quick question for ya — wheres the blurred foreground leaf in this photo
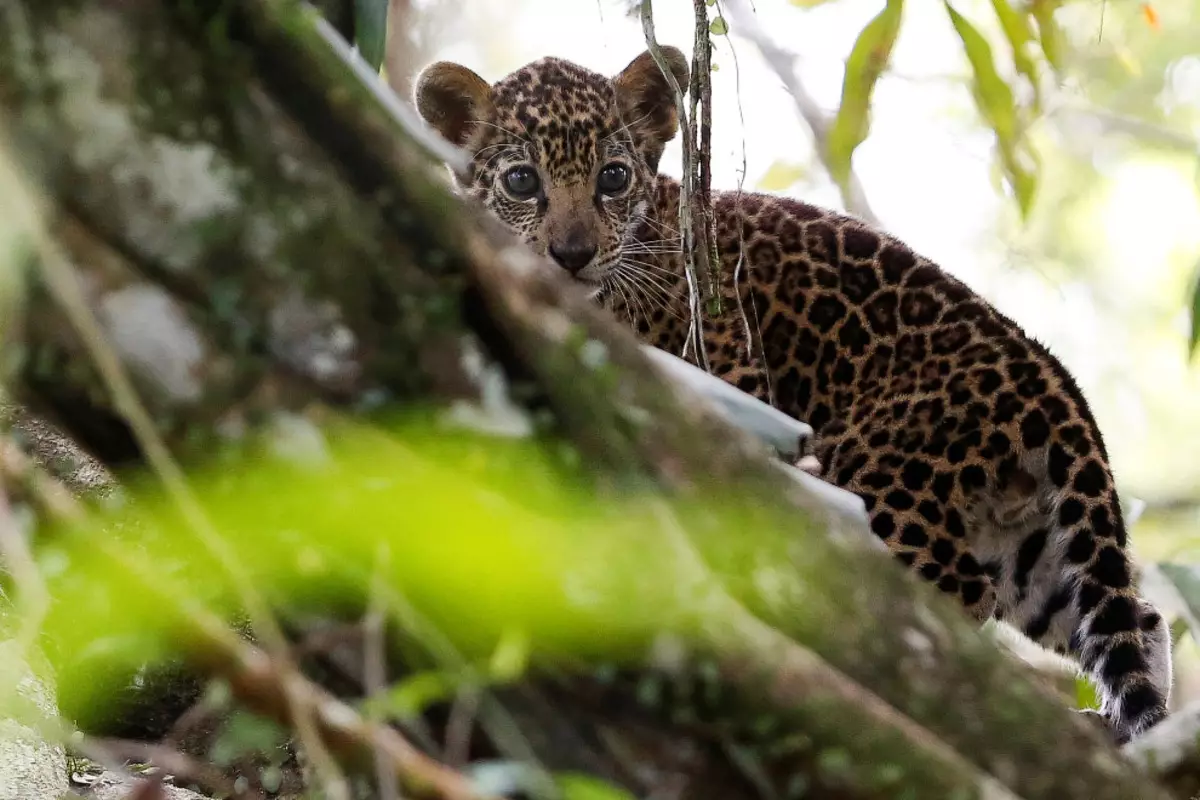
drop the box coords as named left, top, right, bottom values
left=825, top=0, right=903, bottom=190
left=22, top=413, right=788, bottom=727
left=1158, top=563, right=1200, bottom=626
left=1189, top=261, right=1200, bottom=358
left=354, top=0, right=388, bottom=72
left=945, top=2, right=1038, bottom=217
left=1028, top=0, right=1063, bottom=71
left=757, top=160, right=808, bottom=192
left=989, top=0, right=1041, bottom=109
left=556, top=773, right=639, bottom=800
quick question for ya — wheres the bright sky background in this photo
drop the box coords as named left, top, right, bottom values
left=413, top=0, right=1200, bottom=519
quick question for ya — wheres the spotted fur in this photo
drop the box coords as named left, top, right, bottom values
left=415, top=48, right=1172, bottom=743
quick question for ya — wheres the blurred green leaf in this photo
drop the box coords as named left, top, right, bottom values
left=354, top=0, right=388, bottom=73
left=709, top=16, right=729, bottom=36
left=1160, top=563, right=1200, bottom=622
left=30, top=415, right=805, bottom=726
left=1189, top=261, right=1200, bottom=358
left=1074, top=675, right=1099, bottom=711
left=366, top=669, right=459, bottom=719
left=945, top=2, right=1038, bottom=217
left=757, top=160, right=808, bottom=192
left=1171, top=616, right=1191, bottom=646
left=825, top=0, right=904, bottom=189
left=556, top=773, right=639, bottom=800
left=989, top=0, right=1041, bottom=108
left=1029, top=0, right=1063, bottom=72
left=488, top=627, right=531, bottom=682
left=363, top=627, right=530, bottom=720
left=209, top=710, right=289, bottom=767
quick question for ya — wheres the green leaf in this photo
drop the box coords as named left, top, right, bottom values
left=488, top=628, right=531, bottom=682
left=556, top=773, right=639, bottom=800
left=209, top=711, right=288, bottom=767
left=354, top=0, right=389, bottom=73
left=825, top=0, right=905, bottom=189
left=1074, top=675, right=1099, bottom=710
left=1189, top=260, right=1200, bottom=358
left=1157, top=563, right=1200, bottom=630
left=988, top=0, right=1041, bottom=108
left=945, top=2, right=1038, bottom=217
left=757, top=160, right=808, bottom=192
left=1029, top=0, right=1063, bottom=72
left=709, top=16, right=729, bottom=35
left=366, top=670, right=459, bottom=719
left=1171, top=616, right=1191, bottom=647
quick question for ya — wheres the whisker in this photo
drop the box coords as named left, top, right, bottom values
left=614, top=265, right=686, bottom=322
left=624, top=242, right=684, bottom=254
left=612, top=275, right=640, bottom=329
left=619, top=265, right=676, bottom=295
left=620, top=258, right=685, bottom=281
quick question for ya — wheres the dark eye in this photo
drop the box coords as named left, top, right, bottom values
left=503, top=166, right=540, bottom=198
left=597, top=163, right=630, bottom=195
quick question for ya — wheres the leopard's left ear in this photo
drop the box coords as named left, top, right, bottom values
left=613, top=47, right=689, bottom=169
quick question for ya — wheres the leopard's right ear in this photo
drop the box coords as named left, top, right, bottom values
left=613, top=47, right=689, bottom=171
left=413, top=62, right=493, bottom=147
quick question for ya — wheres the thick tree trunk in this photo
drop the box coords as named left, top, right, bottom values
left=0, top=1, right=1186, bottom=798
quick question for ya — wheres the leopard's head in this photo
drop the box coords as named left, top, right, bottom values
left=414, top=49, right=688, bottom=293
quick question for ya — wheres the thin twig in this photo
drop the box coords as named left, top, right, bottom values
left=444, top=687, right=481, bottom=769
left=84, top=737, right=255, bottom=800
left=722, top=0, right=880, bottom=225
left=366, top=550, right=402, bottom=800
left=84, top=531, right=493, bottom=800
left=30, top=207, right=352, bottom=798
left=1045, top=99, right=1200, bottom=154
left=639, top=0, right=709, bottom=371
left=690, top=0, right=723, bottom=320
left=711, top=0, right=773, bottom=404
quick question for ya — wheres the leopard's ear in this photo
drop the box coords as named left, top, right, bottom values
left=414, top=61, right=493, bottom=147
left=613, top=47, right=689, bottom=168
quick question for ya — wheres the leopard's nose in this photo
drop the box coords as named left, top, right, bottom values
left=549, top=241, right=598, bottom=273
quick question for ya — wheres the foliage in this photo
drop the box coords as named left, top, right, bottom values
left=1191, top=263, right=1200, bottom=358
left=354, top=0, right=389, bottom=71
left=825, top=0, right=903, bottom=196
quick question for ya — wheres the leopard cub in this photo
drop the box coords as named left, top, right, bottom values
left=415, top=46, right=1172, bottom=743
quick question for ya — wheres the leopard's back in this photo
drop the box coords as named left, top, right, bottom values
left=640, top=185, right=1174, bottom=742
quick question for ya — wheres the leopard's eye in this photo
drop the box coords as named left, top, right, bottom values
left=503, top=166, right=540, bottom=198
left=596, top=163, right=630, bottom=195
